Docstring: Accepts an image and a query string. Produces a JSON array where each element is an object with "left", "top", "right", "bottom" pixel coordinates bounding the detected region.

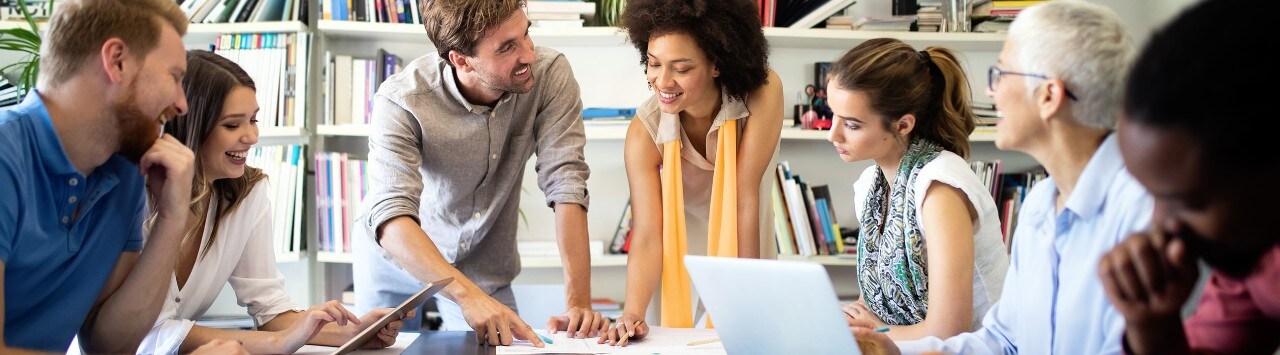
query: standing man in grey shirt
[{"left": 353, "top": 0, "right": 604, "bottom": 347}]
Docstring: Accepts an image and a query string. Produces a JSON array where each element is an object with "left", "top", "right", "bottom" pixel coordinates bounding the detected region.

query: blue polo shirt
[{"left": 0, "top": 91, "right": 145, "bottom": 352}]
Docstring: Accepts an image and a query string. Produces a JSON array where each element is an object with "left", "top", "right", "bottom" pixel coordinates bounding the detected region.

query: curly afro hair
[{"left": 619, "top": 0, "right": 770, "bottom": 101}]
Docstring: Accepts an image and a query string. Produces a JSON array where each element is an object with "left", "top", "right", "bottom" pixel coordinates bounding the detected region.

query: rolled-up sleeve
[
  {"left": 365, "top": 93, "right": 427, "bottom": 232},
  {"left": 138, "top": 318, "right": 196, "bottom": 355},
  {"left": 230, "top": 189, "right": 303, "bottom": 327},
  {"left": 533, "top": 54, "right": 589, "bottom": 210}
]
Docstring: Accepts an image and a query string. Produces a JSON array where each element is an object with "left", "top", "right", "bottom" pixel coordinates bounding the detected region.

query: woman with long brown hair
[
  {"left": 826, "top": 38, "right": 1009, "bottom": 340},
  {"left": 136, "top": 50, "right": 404, "bottom": 354}
]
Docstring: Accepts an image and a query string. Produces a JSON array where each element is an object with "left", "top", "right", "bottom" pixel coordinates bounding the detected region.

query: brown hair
[
  {"left": 40, "top": 0, "right": 188, "bottom": 85},
  {"left": 149, "top": 50, "right": 265, "bottom": 256},
  {"left": 421, "top": 0, "right": 525, "bottom": 66},
  {"left": 829, "top": 38, "right": 976, "bottom": 158},
  {"left": 619, "top": 0, "right": 770, "bottom": 101}
]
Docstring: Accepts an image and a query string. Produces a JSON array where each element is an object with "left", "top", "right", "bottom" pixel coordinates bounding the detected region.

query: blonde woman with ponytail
[{"left": 825, "top": 38, "right": 1009, "bottom": 340}]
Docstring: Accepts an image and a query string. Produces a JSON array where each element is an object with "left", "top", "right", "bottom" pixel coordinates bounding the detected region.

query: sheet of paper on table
[
  {"left": 497, "top": 327, "right": 726, "bottom": 354},
  {"left": 294, "top": 332, "right": 420, "bottom": 355}
]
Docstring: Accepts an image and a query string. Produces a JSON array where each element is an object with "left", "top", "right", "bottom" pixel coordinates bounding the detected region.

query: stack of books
[
  {"left": 854, "top": 15, "right": 916, "bottom": 32},
  {"left": 211, "top": 32, "right": 309, "bottom": 128},
  {"left": 824, "top": 15, "right": 853, "bottom": 29},
  {"left": 916, "top": 7, "right": 943, "bottom": 32},
  {"left": 970, "top": 0, "right": 1044, "bottom": 33},
  {"left": 527, "top": 0, "right": 593, "bottom": 28}
]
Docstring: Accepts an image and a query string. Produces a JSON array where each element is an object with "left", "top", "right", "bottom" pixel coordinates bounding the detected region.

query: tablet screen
[{"left": 332, "top": 277, "right": 454, "bottom": 354}]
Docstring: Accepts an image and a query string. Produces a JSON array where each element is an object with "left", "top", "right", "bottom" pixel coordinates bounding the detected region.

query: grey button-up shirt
[{"left": 355, "top": 47, "right": 589, "bottom": 295}]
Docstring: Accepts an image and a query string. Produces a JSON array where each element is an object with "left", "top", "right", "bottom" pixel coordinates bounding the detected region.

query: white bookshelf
[
  {"left": 258, "top": 125, "right": 307, "bottom": 139},
  {"left": 316, "top": 123, "right": 997, "bottom": 142},
  {"left": 315, "top": 252, "right": 628, "bottom": 268},
  {"left": 778, "top": 253, "right": 858, "bottom": 266},
  {"left": 188, "top": 21, "right": 307, "bottom": 35},
  {"left": 317, "top": 20, "right": 629, "bottom": 47},
  {"left": 763, "top": 27, "right": 1005, "bottom": 51}
]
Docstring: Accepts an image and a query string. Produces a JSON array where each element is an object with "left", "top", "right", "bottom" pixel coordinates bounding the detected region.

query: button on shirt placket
[{"left": 62, "top": 176, "right": 83, "bottom": 229}]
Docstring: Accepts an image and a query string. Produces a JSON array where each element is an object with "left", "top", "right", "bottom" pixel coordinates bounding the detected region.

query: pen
[
  {"left": 874, "top": 326, "right": 890, "bottom": 332},
  {"left": 535, "top": 331, "right": 554, "bottom": 345},
  {"left": 688, "top": 337, "right": 720, "bottom": 346},
  {"left": 616, "top": 320, "right": 642, "bottom": 344}
]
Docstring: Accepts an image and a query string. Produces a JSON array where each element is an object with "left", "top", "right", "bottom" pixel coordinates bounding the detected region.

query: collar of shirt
[
  {"left": 442, "top": 64, "right": 514, "bottom": 116},
  {"left": 18, "top": 90, "right": 82, "bottom": 178},
  {"left": 1061, "top": 133, "right": 1124, "bottom": 220},
  {"left": 654, "top": 87, "right": 750, "bottom": 144}
]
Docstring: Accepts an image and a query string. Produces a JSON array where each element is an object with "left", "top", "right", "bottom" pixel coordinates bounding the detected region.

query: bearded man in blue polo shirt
[{"left": 0, "top": 0, "right": 217, "bottom": 353}]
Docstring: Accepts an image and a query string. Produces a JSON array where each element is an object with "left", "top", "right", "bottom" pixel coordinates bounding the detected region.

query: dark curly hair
[{"left": 619, "top": 0, "right": 770, "bottom": 101}]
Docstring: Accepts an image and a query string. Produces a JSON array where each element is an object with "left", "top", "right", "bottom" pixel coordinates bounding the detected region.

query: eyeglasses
[{"left": 988, "top": 66, "right": 1079, "bottom": 101}]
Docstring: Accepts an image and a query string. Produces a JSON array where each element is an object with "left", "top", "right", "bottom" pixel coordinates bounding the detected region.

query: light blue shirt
[
  {"left": 0, "top": 91, "right": 145, "bottom": 351},
  {"left": 897, "top": 134, "right": 1152, "bottom": 354}
]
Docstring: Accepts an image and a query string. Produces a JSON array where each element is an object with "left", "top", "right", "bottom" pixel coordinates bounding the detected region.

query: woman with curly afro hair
[{"left": 605, "top": 0, "right": 783, "bottom": 346}]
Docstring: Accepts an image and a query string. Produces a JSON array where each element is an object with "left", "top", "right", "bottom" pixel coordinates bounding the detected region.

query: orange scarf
[{"left": 660, "top": 119, "right": 739, "bottom": 327}]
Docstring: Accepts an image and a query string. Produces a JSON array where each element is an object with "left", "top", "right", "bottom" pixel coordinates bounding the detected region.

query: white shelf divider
[
  {"left": 777, "top": 253, "right": 858, "bottom": 266},
  {"left": 316, "top": 20, "right": 629, "bottom": 47},
  {"left": 258, "top": 125, "right": 307, "bottom": 138},
  {"left": 763, "top": 27, "right": 1005, "bottom": 51},
  {"left": 316, "top": 124, "right": 995, "bottom": 142},
  {"left": 275, "top": 251, "right": 304, "bottom": 263},
  {"left": 317, "top": 251, "right": 355, "bottom": 264},
  {"left": 312, "top": 22, "right": 1005, "bottom": 51},
  {"left": 188, "top": 21, "right": 307, "bottom": 35},
  {"left": 314, "top": 251, "right": 630, "bottom": 268}
]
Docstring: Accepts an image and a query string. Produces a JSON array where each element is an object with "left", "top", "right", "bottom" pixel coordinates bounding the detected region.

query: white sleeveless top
[{"left": 852, "top": 151, "right": 1010, "bottom": 329}]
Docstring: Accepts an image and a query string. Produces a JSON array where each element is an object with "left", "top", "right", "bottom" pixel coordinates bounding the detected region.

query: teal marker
[
  {"left": 535, "top": 332, "right": 555, "bottom": 344},
  {"left": 874, "top": 326, "right": 890, "bottom": 332}
]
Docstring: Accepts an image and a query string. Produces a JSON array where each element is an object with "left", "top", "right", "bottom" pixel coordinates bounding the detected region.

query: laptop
[
  {"left": 332, "top": 277, "right": 454, "bottom": 354},
  {"left": 684, "top": 255, "right": 861, "bottom": 355}
]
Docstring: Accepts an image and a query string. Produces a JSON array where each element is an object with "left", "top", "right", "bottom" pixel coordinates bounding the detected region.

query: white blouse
[
  {"left": 137, "top": 180, "right": 302, "bottom": 355},
  {"left": 852, "top": 151, "right": 1010, "bottom": 330}
]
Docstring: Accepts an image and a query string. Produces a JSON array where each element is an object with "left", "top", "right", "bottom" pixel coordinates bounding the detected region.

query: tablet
[{"left": 332, "top": 277, "right": 454, "bottom": 354}]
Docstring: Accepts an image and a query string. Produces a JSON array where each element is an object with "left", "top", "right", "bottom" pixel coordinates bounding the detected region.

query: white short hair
[{"left": 1008, "top": 0, "right": 1134, "bottom": 129}]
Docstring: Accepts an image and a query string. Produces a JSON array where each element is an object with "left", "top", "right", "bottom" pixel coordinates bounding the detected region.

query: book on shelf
[
  {"left": 210, "top": 32, "right": 308, "bottom": 129},
  {"left": 185, "top": 0, "right": 306, "bottom": 23},
  {"left": 315, "top": 152, "right": 369, "bottom": 253},
  {"left": 994, "top": 169, "right": 1046, "bottom": 252},
  {"left": 322, "top": 49, "right": 403, "bottom": 126},
  {"left": 773, "top": 161, "right": 850, "bottom": 257},
  {"left": 246, "top": 144, "right": 307, "bottom": 255},
  {"left": 322, "top": 0, "right": 420, "bottom": 24}
]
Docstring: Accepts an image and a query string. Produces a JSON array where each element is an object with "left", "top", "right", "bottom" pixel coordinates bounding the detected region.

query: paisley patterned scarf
[{"left": 857, "top": 138, "right": 943, "bottom": 325}]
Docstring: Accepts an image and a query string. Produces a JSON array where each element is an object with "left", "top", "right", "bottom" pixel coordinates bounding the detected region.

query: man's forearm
[
  {"left": 378, "top": 216, "right": 483, "bottom": 302},
  {"left": 85, "top": 216, "right": 186, "bottom": 352},
  {"left": 554, "top": 203, "right": 592, "bottom": 308}
]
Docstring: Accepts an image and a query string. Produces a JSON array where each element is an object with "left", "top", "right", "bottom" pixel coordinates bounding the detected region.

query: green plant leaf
[
  {"left": 17, "top": 0, "right": 40, "bottom": 34},
  {"left": 0, "top": 28, "right": 42, "bottom": 45}
]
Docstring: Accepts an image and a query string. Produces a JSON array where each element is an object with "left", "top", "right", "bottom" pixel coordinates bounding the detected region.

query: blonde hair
[
  {"left": 40, "top": 0, "right": 188, "bottom": 85},
  {"left": 421, "top": 0, "right": 525, "bottom": 66},
  {"left": 829, "top": 38, "right": 976, "bottom": 158}
]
